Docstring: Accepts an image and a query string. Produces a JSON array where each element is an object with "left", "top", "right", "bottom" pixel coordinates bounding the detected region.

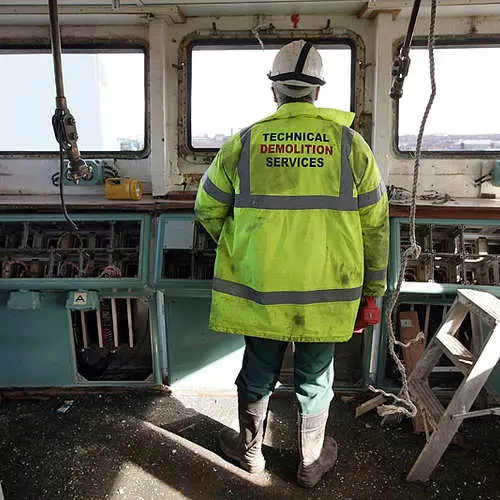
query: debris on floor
[{"left": 0, "top": 391, "right": 499, "bottom": 499}]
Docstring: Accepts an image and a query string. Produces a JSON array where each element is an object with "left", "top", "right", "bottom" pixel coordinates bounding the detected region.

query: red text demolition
[
  {"left": 260, "top": 143, "right": 333, "bottom": 155},
  {"left": 260, "top": 131, "right": 333, "bottom": 168}
]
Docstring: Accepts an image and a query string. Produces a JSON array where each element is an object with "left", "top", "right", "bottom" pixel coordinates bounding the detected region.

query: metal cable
[
  {"left": 58, "top": 145, "right": 79, "bottom": 232},
  {"left": 374, "top": 0, "right": 438, "bottom": 418}
]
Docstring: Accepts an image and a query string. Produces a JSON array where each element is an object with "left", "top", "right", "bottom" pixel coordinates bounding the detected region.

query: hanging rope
[
  {"left": 394, "top": 331, "right": 426, "bottom": 349},
  {"left": 372, "top": 0, "right": 438, "bottom": 418}
]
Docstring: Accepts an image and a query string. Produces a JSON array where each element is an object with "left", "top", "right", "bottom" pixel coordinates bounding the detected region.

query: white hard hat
[{"left": 268, "top": 40, "right": 325, "bottom": 88}]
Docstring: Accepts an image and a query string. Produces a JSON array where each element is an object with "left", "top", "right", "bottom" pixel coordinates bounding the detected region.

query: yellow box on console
[{"left": 105, "top": 178, "right": 143, "bottom": 201}]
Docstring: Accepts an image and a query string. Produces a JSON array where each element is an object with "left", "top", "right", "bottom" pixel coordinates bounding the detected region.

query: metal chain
[{"left": 374, "top": 0, "right": 438, "bottom": 418}]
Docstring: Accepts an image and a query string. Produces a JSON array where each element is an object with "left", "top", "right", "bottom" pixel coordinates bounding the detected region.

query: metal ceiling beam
[
  {"left": 358, "top": 0, "right": 500, "bottom": 18},
  {"left": 0, "top": 3, "right": 186, "bottom": 23}
]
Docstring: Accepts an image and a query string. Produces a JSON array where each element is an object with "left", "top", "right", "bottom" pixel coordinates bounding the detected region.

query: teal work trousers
[{"left": 235, "top": 336, "right": 335, "bottom": 415}]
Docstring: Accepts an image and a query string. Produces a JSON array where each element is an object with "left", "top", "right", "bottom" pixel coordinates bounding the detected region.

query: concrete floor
[{"left": 0, "top": 390, "right": 499, "bottom": 499}]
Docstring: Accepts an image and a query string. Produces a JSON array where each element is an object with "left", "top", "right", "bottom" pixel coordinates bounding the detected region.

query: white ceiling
[{"left": 1, "top": 0, "right": 500, "bottom": 19}]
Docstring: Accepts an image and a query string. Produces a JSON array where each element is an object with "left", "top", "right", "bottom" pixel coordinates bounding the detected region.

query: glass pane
[
  {"left": 398, "top": 46, "right": 500, "bottom": 152},
  {"left": 191, "top": 45, "right": 352, "bottom": 148},
  {"left": 0, "top": 51, "right": 145, "bottom": 152}
]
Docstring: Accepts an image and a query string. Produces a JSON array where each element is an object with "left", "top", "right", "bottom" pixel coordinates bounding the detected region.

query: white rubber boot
[
  {"left": 297, "top": 409, "right": 338, "bottom": 488},
  {"left": 219, "top": 393, "right": 269, "bottom": 473}
]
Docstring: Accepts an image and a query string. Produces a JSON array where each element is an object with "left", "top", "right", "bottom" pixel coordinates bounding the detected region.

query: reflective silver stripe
[
  {"left": 202, "top": 172, "right": 234, "bottom": 205},
  {"left": 237, "top": 126, "right": 252, "bottom": 201},
  {"left": 234, "top": 194, "right": 357, "bottom": 211},
  {"left": 365, "top": 268, "right": 387, "bottom": 282},
  {"left": 340, "top": 126, "right": 354, "bottom": 200},
  {"left": 358, "top": 180, "right": 387, "bottom": 209},
  {"left": 213, "top": 277, "right": 362, "bottom": 305}
]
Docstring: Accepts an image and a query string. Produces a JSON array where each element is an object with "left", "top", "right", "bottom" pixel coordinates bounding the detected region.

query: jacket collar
[{"left": 262, "top": 102, "right": 355, "bottom": 127}]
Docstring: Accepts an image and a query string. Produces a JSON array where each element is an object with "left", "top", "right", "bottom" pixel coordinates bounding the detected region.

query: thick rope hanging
[{"left": 371, "top": 0, "right": 438, "bottom": 418}]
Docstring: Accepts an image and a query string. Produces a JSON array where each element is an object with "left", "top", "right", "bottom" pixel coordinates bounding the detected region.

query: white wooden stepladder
[{"left": 407, "top": 288, "right": 500, "bottom": 482}]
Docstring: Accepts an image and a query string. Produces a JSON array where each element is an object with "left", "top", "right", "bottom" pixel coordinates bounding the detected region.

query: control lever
[{"left": 49, "top": 0, "right": 91, "bottom": 184}]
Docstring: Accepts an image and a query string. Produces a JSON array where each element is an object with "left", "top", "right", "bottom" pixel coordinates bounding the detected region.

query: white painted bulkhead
[{"left": 0, "top": 2, "right": 498, "bottom": 198}]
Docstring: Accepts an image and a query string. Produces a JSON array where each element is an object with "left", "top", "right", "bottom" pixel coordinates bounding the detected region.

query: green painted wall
[{"left": 0, "top": 292, "right": 76, "bottom": 387}]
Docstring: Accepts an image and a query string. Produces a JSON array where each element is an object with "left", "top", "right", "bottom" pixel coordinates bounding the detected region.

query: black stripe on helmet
[
  {"left": 268, "top": 71, "right": 325, "bottom": 86},
  {"left": 295, "top": 41, "right": 313, "bottom": 73}
]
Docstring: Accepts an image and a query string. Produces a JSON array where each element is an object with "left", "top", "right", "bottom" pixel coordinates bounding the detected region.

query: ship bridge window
[
  {"left": 0, "top": 44, "right": 147, "bottom": 157},
  {"left": 186, "top": 39, "right": 355, "bottom": 151},
  {"left": 397, "top": 42, "right": 500, "bottom": 155}
]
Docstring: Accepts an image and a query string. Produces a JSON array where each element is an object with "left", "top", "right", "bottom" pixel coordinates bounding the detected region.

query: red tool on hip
[{"left": 354, "top": 296, "right": 381, "bottom": 334}]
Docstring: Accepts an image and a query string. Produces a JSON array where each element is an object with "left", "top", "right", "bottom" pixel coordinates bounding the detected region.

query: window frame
[
  {"left": 178, "top": 32, "right": 364, "bottom": 158},
  {"left": 0, "top": 40, "right": 149, "bottom": 159},
  {"left": 394, "top": 36, "right": 500, "bottom": 158}
]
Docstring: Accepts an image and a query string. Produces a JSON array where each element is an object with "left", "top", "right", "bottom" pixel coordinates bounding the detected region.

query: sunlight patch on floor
[{"left": 108, "top": 461, "right": 182, "bottom": 499}]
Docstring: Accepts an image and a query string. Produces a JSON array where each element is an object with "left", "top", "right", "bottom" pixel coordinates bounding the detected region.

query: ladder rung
[
  {"left": 436, "top": 333, "right": 474, "bottom": 376},
  {"left": 451, "top": 407, "right": 500, "bottom": 421},
  {"left": 409, "top": 379, "right": 445, "bottom": 428},
  {"left": 431, "top": 366, "right": 463, "bottom": 373},
  {"left": 457, "top": 289, "right": 500, "bottom": 326},
  {"left": 436, "top": 333, "right": 473, "bottom": 360}
]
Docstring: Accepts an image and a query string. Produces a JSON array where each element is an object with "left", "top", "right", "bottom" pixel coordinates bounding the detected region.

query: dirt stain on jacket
[{"left": 293, "top": 314, "right": 305, "bottom": 326}]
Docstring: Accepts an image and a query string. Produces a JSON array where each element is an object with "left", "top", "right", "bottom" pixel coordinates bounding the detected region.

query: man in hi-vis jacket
[{"left": 195, "top": 40, "right": 389, "bottom": 488}]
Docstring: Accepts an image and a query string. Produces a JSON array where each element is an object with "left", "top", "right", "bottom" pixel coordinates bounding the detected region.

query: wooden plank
[
  {"left": 96, "top": 309, "right": 104, "bottom": 349},
  {"left": 0, "top": 194, "right": 196, "bottom": 212},
  {"left": 458, "top": 289, "right": 500, "bottom": 326},
  {"left": 408, "top": 324, "right": 500, "bottom": 482},
  {"left": 400, "top": 311, "right": 426, "bottom": 433},
  {"left": 470, "top": 313, "right": 483, "bottom": 358},
  {"left": 412, "top": 300, "right": 469, "bottom": 380},
  {"left": 435, "top": 334, "right": 474, "bottom": 375},
  {"left": 111, "top": 298, "right": 119, "bottom": 348},
  {"left": 355, "top": 394, "right": 387, "bottom": 418},
  {"left": 127, "top": 298, "right": 134, "bottom": 349},
  {"left": 470, "top": 313, "right": 498, "bottom": 404},
  {"left": 389, "top": 198, "right": 500, "bottom": 220},
  {"left": 409, "top": 379, "right": 445, "bottom": 430},
  {"left": 80, "top": 311, "right": 89, "bottom": 349}
]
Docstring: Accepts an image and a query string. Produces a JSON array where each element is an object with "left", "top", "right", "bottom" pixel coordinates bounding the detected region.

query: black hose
[{"left": 59, "top": 144, "right": 78, "bottom": 232}]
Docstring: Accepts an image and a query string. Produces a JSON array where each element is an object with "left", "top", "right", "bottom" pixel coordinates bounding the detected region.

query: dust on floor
[{"left": 0, "top": 391, "right": 499, "bottom": 499}]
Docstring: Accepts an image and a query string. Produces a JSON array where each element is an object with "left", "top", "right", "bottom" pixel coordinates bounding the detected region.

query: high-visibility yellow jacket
[{"left": 195, "top": 102, "right": 389, "bottom": 342}]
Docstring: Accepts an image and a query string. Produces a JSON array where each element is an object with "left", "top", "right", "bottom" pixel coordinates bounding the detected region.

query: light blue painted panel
[
  {"left": 0, "top": 292, "right": 76, "bottom": 387},
  {"left": 165, "top": 295, "right": 244, "bottom": 390}
]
